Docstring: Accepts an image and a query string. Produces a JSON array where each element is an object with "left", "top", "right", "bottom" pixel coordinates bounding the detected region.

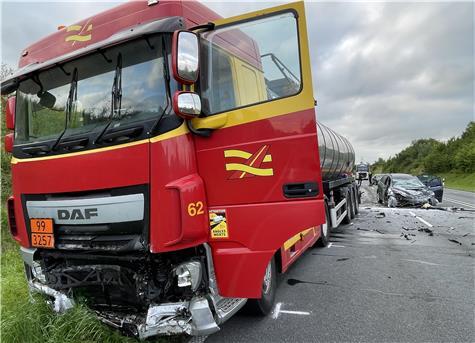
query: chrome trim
[
  {"left": 20, "top": 247, "right": 36, "bottom": 266},
  {"left": 29, "top": 281, "right": 74, "bottom": 312},
  {"left": 26, "top": 194, "right": 144, "bottom": 224}
]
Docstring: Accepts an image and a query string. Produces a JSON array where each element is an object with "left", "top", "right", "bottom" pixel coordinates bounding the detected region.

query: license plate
[{"left": 30, "top": 218, "right": 54, "bottom": 248}]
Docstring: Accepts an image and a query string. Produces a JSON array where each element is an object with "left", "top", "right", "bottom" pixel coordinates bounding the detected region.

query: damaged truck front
[{"left": 3, "top": 0, "right": 327, "bottom": 339}]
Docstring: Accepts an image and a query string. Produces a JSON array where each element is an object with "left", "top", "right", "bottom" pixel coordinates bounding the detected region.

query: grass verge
[{"left": 439, "top": 172, "right": 475, "bottom": 192}]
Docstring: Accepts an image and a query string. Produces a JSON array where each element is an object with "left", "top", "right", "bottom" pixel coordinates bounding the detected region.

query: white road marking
[
  {"left": 402, "top": 259, "right": 440, "bottom": 266},
  {"left": 408, "top": 211, "right": 433, "bottom": 228},
  {"left": 328, "top": 243, "right": 345, "bottom": 248},
  {"left": 272, "top": 302, "right": 310, "bottom": 318},
  {"left": 272, "top": 302, "right": 282, "bottom": 319},
  {"left": 415, "top": 216, "right": 433, "bottom": 228},
  {"left": 444, "top": 197, "right": 475, "bottom": 209},
  {"left": 279, "top": 310, "right": 311, "bottom": 316}
]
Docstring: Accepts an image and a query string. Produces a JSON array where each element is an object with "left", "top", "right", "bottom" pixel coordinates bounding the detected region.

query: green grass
[
  {"left": 438, "top": 172, "right": 475, "bottom": 192},
  {"left": 1, "top": 248, "right": 139, "bottom": 343}
]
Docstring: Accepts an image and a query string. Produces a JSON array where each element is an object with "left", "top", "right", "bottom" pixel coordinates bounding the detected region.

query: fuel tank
[{"left": 316, "top": 122, "right": 355, "bottom": 181}]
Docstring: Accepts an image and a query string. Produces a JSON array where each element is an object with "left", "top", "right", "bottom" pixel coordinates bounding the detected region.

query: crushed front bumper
[
  {"left": 22, "top": 247, "right": 220, "bottom": 338},
  {"left": 20, "top": 246, "right": 245, "bottom": 339}
]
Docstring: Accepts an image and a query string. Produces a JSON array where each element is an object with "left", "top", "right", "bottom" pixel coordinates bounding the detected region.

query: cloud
[{"left": 1, "top": 1, "right": 473, "bottom": 164}]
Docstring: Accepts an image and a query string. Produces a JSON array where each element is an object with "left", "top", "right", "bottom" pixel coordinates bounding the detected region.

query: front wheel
[{"left": 246, "top": 257, "right": 276, "bottom": 315}]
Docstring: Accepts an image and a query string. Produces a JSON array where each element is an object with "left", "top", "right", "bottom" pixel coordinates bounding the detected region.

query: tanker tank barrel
[{"left": 316, "top": 122, "right": 355, "bottom": 181}]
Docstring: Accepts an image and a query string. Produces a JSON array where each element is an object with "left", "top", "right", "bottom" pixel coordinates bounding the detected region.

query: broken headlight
[{"left": 174, "top": 261, "right": 202, "bottom": 292}]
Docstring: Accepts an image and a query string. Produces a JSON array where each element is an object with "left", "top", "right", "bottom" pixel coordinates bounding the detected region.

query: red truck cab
[{"left": 2, "top": 1, "right": 326, "bottom": 338}]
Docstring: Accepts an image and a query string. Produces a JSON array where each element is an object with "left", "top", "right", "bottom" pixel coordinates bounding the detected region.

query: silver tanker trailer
[{"left": 317, "top": 122, "right": 359, "bottom": 228}]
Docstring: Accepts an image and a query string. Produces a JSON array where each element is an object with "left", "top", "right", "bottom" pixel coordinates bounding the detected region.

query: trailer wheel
[
  {"left": 353, "top": 187, "right": 359, "bottom": 214},
  {"left": 342, "top": 190, "right": 352, "bottom": 224},
  {"left": 316, "top": 202, "right": 330, "bottom": 247},
  {"left": 349, "top": 189, "right": 356, "bottom": 219},
  {"left": 246, "top": 257, "right": 276, "bottom": 315}
]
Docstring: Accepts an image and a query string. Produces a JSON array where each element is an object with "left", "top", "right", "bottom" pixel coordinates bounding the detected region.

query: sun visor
[{"left": 1, "top": 16, "right": 184, "bottom": 95}]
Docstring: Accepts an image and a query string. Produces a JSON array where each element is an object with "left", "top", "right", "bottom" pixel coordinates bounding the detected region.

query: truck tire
[
  {"left": 246, "top": 257, "right": 277, "bottom": 315},
  {"left": 349, "top": 189, "right": 356, "bottom": 219},
  {"left": 353, "top": 187, "right": 359, "bottom": 214},
  {"left": 342, "top": 190, "right": 352, "bottom": 224},
  {"left": 316, "top": 202, "right": 330, "bottom": 247}
]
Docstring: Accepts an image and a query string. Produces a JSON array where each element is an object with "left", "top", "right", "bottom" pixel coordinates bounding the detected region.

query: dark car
[
  {"left": 417, "top": 174, "right": 444, "bottom": 202},
  {"left": 377, "top": 173, "right": 437, "bottom": 207}
]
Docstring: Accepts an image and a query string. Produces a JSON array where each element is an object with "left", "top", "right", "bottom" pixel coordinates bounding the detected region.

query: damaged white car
[{"left": 377, "top": 174, "right": 438, "bottom": 207}]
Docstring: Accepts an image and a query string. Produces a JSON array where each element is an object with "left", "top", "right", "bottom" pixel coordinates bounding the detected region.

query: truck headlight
[{"left": 175, "top": 261, "right": 202, "bottom": 292}]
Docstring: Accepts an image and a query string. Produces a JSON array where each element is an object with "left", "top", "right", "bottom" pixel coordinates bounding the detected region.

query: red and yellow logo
[
  {"left": 65, "top": 22, "right": 92, "bottom": 44},
  {"left": 224, "top": 145, "right": 273, "bottom": 179}
]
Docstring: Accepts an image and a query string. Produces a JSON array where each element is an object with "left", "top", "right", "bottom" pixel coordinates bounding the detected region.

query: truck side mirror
[
  {"left": 6, "top": 96, "right": 15, "bottom": 130},
  {"left": 173, "top": 91, "right": 201, "bottom": 119},
  {"left": 172, "top": 31, "right": 199, "bottom": 84}
]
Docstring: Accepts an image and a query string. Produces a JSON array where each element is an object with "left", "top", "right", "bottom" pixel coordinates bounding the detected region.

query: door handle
[{"left": 283, "top": 182, "right": 318, "bottom": 198}]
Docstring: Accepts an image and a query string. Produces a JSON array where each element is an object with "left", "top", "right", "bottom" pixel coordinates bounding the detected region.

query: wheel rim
[{"left": 262, "top": 261, "right": 272, "bottom": 294}]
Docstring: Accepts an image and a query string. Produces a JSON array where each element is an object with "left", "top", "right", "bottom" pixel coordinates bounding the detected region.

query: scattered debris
[
  {"left": 336, "top": 258, "right": 350, "bottom": 262},
  {"left": 458, "top": 217, "right": 471, "bottom": 219},
  {"left": 357, "top": 228, "right": 369, "bottom": 231},
  {"left": 410, "top": 240, "right": 416, "bottom": 244},
  {"left": 462, "top": 233, "right": 470, "bottom": 237},
  {"left": 418, "top": 228, "right": 433, "bottom": 235},
  {"left": 386, "top": 221, "right": 391, "bottom": 223},
  {"left": 376, "top": 212, "right": 386, "bottom": 218},
  {"left": 400, "top": 233, "right": 413, "bottom": 240},
  {"left": 287, "top": 278, "right": 329, "bottom": 286},
  {"left": 402, "top": 226, "right": 416, "bottom": 231},
  {"left": 387, "top": 276, "right": 391, "bottom": 279},
  {"left": 448, "top": 239, "right": 462, "bottom": 245},
  {"left": 375, "top": 229, "right": 385, "bottom": 234}
]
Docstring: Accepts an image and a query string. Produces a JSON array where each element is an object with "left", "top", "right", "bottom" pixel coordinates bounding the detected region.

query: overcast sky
[{"left": 1, "top": 0, "right": 473, "bottom": 163}]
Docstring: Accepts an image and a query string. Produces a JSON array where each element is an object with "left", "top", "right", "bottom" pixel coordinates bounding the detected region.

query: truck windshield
[{"left": 15, "top": 34, "right": 171, "bottom": 146}]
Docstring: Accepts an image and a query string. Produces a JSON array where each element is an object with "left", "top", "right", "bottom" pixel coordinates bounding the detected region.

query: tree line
[{"left": 372, "top": 121, "right": 475, "bottom": 175}]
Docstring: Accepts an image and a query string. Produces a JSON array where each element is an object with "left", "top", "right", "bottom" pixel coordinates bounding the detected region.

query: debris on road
[
  {"left": 337, "top": 258, "right": 350, "bottom": 262},
  {"left": 376, "top": 212, "right": 386, "bottom": 218},
  {"left": 418, "top": 227, "right": 434, "bottom": 236},
  {"left": 448, "top": 239, "right": 462, "bottom": 245}
]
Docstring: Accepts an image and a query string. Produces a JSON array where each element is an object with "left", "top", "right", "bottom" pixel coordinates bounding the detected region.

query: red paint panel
[
  {"left": 11, "top": 143, "right": 149, "bottom": 248},
  {"left": 195, "top": 109, "right": 323, "bottom": 205},
  {"left": 19, "top": 0, "right": 222, "bottom": 69},
  {"left": 280, "top": 228, "right": 319, "bottom": 273},
  {"left": 164, "top": 174, "right": 208, "bottom": 247},
  {"left": 209, "top": 198, "right": 325, "bottom": 297},
  {"left": 211, "top": 244, "right": 274, "bottom": 298},
  {"left": 149, "top": 133, "right": 208, "bottom": 253}
]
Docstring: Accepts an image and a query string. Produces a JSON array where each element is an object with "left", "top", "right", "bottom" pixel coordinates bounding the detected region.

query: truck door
[{"left": 193, "top": 2, "right": 325, "bottom": 297}]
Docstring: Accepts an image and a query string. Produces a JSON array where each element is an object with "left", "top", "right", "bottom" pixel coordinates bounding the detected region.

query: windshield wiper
[
  {"left": 94, "top": 54, "right": 123, "bottom": 144},
  {"left": 51, "top": 68, "right": 78, "bottom": 151}
]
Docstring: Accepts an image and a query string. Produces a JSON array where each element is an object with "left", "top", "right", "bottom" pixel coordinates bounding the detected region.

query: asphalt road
[
  {"left": 440, "top": 188, "right": 475, "bottom": 209},
  {"left": 204, "top": 182, "right": 475, "bottom": 343}
]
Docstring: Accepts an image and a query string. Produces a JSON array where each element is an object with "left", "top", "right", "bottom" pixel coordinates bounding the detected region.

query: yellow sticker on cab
[{"left": 209, "top": 210, "right": 229, "bottom": 239}]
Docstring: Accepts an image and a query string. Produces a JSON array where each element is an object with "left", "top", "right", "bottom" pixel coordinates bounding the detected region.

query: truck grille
[{"left": 22, "top": 184, "right": 149, "bottom": 251}]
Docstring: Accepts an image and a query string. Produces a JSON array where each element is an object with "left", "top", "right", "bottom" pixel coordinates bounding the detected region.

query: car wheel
[
  {"left": 246, "top": 257, "right": 277, "bottom": 315},
  {"left": 316, "top": 202, "right": 330, "bottom": 247},
  {"left": 342, "top": 189, "right": 352, "bottom": 224}
]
